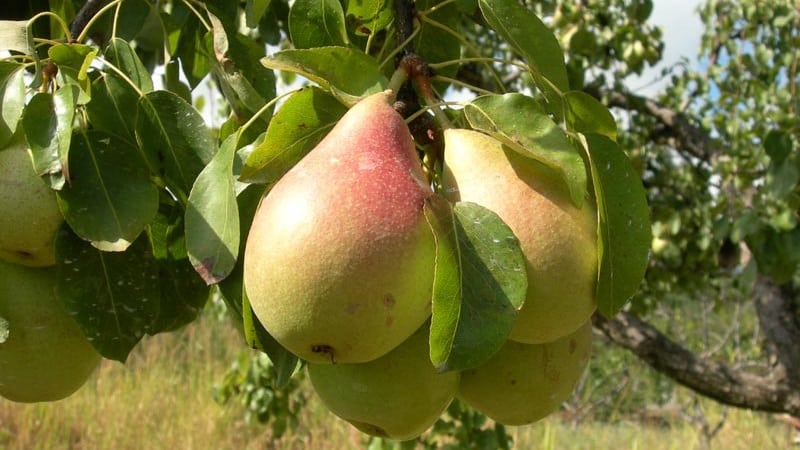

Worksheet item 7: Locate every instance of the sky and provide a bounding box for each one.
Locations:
[626,0,705,96]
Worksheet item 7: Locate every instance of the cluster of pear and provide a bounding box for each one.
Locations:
[243,91,597,439]
[0,135,102,403]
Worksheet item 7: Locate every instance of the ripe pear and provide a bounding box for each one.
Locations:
[0,137,63,267]
[442,129,597,343]
[243,91,435,364]
[0,260,102,403]
[307,324,459,440]
[457,319,592,426]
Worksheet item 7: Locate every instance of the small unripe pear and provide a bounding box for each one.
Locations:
[0,137,63,267]
[244,91,435,364]
[308,324,459,440]
[442,129,597,343]
[457,320,592,426]
[0,260,102,402]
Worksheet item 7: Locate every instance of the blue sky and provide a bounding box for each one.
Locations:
[627,0,704,96]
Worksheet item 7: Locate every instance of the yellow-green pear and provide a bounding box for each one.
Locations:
[442,129,597,343]
[307,324,459,440]
[0,260,102,403]
[244,91,436,364]
[0,137,63,267]
[457,320,592,426]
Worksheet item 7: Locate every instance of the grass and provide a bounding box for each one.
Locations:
[0,310,796,450]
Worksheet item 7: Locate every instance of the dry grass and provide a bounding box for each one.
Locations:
[0,312,796,450]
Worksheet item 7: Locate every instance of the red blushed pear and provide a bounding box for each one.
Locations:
[243,90,436,364]
[442,129,597,344]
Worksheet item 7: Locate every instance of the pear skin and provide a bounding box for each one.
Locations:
[0,137,63,267]
[243,91,435,364]
[442,129,597,343]
[307,324,459,440]
[457,320,592,426]
[0,260,102,402]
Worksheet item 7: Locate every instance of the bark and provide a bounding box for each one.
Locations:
[593,278,800,417]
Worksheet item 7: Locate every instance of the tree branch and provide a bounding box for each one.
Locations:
[593,303,800,417]
[583,85,720,161]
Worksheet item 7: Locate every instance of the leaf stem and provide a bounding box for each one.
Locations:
[28,11,72,42]
[76,0,122,43]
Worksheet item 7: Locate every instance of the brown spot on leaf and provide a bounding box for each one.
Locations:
[193,259,225,285]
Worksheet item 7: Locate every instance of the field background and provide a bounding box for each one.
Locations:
[1,302,796,450]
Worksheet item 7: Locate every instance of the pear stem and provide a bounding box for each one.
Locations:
[387,67,410,99]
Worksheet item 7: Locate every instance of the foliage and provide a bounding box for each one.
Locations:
[213,352,306,437]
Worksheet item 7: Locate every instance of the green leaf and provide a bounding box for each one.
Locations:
[85,70,141,141]
[104,38,154,93]
[246,0,272,28]
[478,0,569,106]
[581,134,651,317]
[205,18,276,135]
[564,91,618,140]
[345,0,393,34]
[746,227,800,284]
[465,94,588,208]
[186,134,240,285]
[764,129,793,164]
[55,229,160,362]
[289,0,349,49]
[0,20,33,54]
[414,0,462,80]
[424,197,527,372]
[56,131,159,252]
[136,90,217,201]
[240,86,347,183]
[147,205,210,333]
[21,87,76,189]
[261,47,388,105]
[0,62,27,148]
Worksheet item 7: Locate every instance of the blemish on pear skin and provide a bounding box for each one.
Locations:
[383,294,395,309]
[385,316,394,327]
[311,344,336,363]
[569,338,577,355]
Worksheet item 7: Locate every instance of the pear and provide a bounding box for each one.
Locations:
[0,260,102,403]
[0,136,63,267]
[243,91,435,364]
[442,129,597,343]
[307,324,459,440]
[457,319,592,426]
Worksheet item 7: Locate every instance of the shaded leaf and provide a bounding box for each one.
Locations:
[261,47,387,105]
[56,131,159,251]
[0,62,26,148]
[425,197,527,372]
[246,0,272,28]
[55,228,160,362]
[465,94,587,207]
[136,90,217,201]
[289,0,349,48]
[186,134,240,285]
[581,134,651,317]
[240,86,347,183]
[147,204,210,333]
[85,70,140,141]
